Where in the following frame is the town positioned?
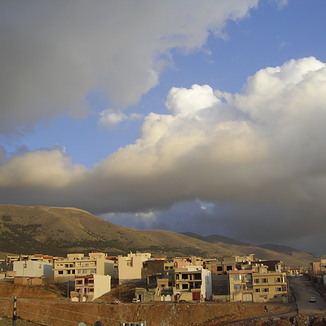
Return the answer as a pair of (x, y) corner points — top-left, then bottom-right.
(0, 251), (311, 303)
(1, 251), (326, 325)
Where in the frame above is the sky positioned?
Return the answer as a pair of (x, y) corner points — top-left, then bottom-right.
(1, 0), (326, 255)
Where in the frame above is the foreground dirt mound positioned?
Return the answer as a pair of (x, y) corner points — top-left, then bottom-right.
(0, 283), (61, 298)
(0, 298), (295, 326)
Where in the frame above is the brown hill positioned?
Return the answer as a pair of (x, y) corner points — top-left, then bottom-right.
(0, 204), (317, 266)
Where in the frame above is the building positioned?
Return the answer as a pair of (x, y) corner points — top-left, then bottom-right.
(53, 252), (114, 284)
(174, 266), (212, 301)
(118, 252), (151, 282)
(71, 274), (111, 302)
(228, 266), (288, 303)
(252, 267), (288, 303)
(13, 260), (53, 278)
(228, 270), (253, 302)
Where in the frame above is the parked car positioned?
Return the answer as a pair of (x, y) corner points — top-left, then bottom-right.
(309, 296), (316, 303)
(111, 299), (121, 304)
(132, 298), (140, 303)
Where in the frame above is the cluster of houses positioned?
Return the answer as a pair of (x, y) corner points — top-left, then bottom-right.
(0, 251), (305, 304)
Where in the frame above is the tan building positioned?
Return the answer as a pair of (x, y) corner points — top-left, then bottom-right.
(71, 274), (111, 302)
(228, 266), (288, 303)
(118, 252), (151, 282)
(53, 252), (114, 284)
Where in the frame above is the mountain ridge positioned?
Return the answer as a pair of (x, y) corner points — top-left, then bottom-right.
(0, 204), (318, 266)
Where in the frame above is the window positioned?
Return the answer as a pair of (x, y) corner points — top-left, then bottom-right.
(176, 284), (179, 289)
(76, 280), (83, 285)
(282, 286), (287, 291)
(276, 287), (282, 292)
(217, 266), (223, 271)
(254, 279), (259, 284)
(255, 288), (260, 292)
(263, 288), (269, 292)
(234, 275), (240, 281)
(226, 266), (232, 271)
(182, 284), (188, 289)
(182, 274), (188, 280)
(275, 277), (281, 283)
(194, 273), (201, 280)
(262, 278), (268, 283)
(58, 271), (63, 275)
(176, 275), (179, 280)
(234, 284), (241, 291)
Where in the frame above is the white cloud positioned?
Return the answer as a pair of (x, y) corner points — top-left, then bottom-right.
(0, 0), (258, 134)
(166, 84), (220, 116)
(2, 56), (326, 250)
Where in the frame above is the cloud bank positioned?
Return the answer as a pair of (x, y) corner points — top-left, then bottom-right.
(1, 57), (326, 251)
(0, 0), (257, 134)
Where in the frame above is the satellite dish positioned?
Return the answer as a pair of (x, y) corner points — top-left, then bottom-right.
(94, 321), (104, 326)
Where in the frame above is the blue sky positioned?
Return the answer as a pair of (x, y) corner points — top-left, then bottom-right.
(1, 0), (326, 254)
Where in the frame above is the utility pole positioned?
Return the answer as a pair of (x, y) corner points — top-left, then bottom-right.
(12, 296), (17, 326)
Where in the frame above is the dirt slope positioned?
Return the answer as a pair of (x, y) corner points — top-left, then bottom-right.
(0, 204), (317, 266)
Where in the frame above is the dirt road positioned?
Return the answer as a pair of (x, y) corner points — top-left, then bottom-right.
(290, 276), (326, 315)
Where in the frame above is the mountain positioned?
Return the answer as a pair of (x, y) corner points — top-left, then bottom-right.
(180, 232), (249, 246)
(0, 204), (318, 266)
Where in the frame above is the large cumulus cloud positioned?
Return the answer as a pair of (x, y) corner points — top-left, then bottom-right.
(2, 57), (326, 251)
(0, 0), (257, 134)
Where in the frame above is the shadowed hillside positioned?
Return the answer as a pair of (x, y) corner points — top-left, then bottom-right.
(0, 204), (317, 266)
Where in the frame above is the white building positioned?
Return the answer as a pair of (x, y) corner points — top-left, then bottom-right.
(13, 260), (54, 278)
(174, 266), (212, 301)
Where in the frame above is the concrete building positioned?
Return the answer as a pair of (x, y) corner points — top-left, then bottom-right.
(71, 274), (111, 302)
(118, 252), (151, 282)
(228, 266), (288, 303)
(53, 252), (114, 284)
(174, 266), (212, 301)
(13, 260), (53, 278)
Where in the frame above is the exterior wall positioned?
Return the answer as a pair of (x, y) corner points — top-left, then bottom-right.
(93, 274), (111, 300)
(253, 272), (288, 303)
(229, 271), (253, 302)
(53, 252), (110, 284)
(174, 266), (212, 301)
(142, 260), (165, 279)
(72, 274), (111, 302)
(13, 261), (53, 278)
(229, 269), (287, 303)
(118, 252), (151, 282)
(14, 277), (43, 286)
(174, 258), (192, 269)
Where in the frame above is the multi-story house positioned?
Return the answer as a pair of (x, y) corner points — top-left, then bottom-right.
(71, 274), (111, 302)
(228, 270), (253, 302)
(228, 265), (288, 303)
(13, 260), (54, 278)
(252, 267), (288, 303)
(53, 252), (114, 284)
(118, 252), (151, 282)
(174, 266), (212, 301)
